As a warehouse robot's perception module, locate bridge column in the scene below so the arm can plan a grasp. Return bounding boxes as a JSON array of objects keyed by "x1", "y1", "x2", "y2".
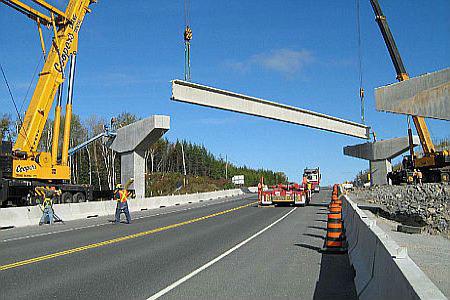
[{"x1": 369, "y1": 159, "x2": 393, "y2": 186}]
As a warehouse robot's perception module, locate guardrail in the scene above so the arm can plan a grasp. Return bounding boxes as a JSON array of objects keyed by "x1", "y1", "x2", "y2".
[
  {"x1": 342, "y1": 192, "x2": 446, "y2": 299},
  {"x1": 0, "y1": 189, "x2": 244, "y2": 229}
]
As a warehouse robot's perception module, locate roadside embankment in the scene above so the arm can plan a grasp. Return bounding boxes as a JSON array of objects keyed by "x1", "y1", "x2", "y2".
[{"x1": 350, "y1": 184, "x2": 449, "y2": 238}]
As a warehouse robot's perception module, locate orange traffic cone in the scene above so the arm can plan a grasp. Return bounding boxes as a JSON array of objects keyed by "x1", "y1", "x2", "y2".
[
  {"x1": 329, "y1": 203, "x2": 342, "y2": 213},
  {"x1": 323, "y1": 185, "x2": 347, "y2": 253}
]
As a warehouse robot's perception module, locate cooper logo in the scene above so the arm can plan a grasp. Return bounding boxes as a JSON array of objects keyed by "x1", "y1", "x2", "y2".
[
  {"x1": 16, "y1": 165, "x2": 37, "y2": 173},
  {"x1": 54, "y1": 33, "x2": 75, "y2": 73}
]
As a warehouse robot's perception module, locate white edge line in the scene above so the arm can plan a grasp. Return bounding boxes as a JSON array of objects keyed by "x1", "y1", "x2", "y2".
[{"x1": 147, "y1": 207, "x2": 297, "y2": 300}]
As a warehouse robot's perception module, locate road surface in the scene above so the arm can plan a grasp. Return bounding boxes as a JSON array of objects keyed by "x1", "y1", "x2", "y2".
[{"x1": 0, "y1": 191, "x2": 356, "y2": 299}]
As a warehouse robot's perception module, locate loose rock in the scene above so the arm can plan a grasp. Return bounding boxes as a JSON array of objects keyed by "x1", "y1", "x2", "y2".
[{"x1": 350, "y1": 183, "x2": 450, "y2": 238}]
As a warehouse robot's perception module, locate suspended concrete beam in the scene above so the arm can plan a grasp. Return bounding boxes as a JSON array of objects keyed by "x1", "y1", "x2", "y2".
[
  {"x1": 171, "y1": 80, "x2": 370, "y2": 139},
  {"x1": 375, "y1": 67, "x2": 450, "y2": 120},
  {"x1": 110, "y1": 115, "x2": 170, "y2": 198},
  {"x1": 344, "y1": 136, "x2": 420, "y2": 186}
]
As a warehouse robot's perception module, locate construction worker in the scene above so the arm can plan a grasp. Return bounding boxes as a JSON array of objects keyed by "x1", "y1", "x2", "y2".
[
  {"x1": 307, "y1": 180, "x2": 312, "y2": 192},
  {"x1": 114, "y1": 184, "x2": 131, "y2": 224},
  {"x1": 37, "y1": 188, "x2": 61, "y2": 225},
  {"x1": 302, "y1": 176, "x2": 307, "y2": 187},
  {"x1": 412, "y1": 169, "x2": 418, "y2": 185},
  {"x1": 306, "y1": 180, "x2": 312, "y2": 204},
  {"x1": 417, "y1": 169, "x2": 423, "y2": 185}
]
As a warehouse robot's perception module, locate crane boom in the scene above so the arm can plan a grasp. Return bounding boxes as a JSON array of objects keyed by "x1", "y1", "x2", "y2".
[
  {"x1": 0, "y1": 0, "x2": 53, "y2": 25},
  {"x1": 0, "y1": 0, "x2": 101, "y2": 206},
  {"x1": 0, "y1": 0, "x2": 94, "y2": 180},
  {"x1": 13, "y1": 0, "x2": 92, "y2": 153},
  {"x1": 369, "y1": 0, "x2": 435, "y2": 155}
]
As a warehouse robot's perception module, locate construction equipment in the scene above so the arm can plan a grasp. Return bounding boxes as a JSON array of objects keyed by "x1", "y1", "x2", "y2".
[
  {"x1": 68, "y1": 121, "x2": 117, "y2": 157},
  {"x1": 303, "y1": 167, "x2": 321, "y2": 193},
  {"x1": 0, "y1": 0, "x2": 96, "y2": 206},
  {"x1": 370, "y1": 0, "x2": 450, "y2": 183},
  {"x1": 258, "y1": 178, "x2": 309, "y2": 207}
]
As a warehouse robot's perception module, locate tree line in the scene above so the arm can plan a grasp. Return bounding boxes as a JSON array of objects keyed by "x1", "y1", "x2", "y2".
[{"x1": 1, "y1": 113, "x2": 287, "y2": 191}]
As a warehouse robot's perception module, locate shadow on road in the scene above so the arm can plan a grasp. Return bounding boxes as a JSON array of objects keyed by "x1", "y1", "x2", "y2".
[
  {"x1": 298, "y1": 202, "x2": 357, "y2": 300},
  {"x1": 303, "y1": 233, "x2": 325, "y2": 240},
  {"x1": 295, "y1": 243, "x2": 322, "y2": 252},
  {"x1": 308, "y1": 225, "x2": 327, "y2": 231},
  {"x1": 312, "y1": 252, "x2": 357, "y2": 300},
  {"x1": 294, "y1": 242, "x2": 357, "y2": 300}
]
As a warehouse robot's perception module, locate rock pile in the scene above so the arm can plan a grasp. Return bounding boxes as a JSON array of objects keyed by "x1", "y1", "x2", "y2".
[{"x1": 350, "y1": 184, "x2": 450, "y2": 237}]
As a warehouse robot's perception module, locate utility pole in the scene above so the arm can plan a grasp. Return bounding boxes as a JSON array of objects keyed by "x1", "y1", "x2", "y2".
[
  {"x1": 225, "y1": 155, "x2": 228, "y2": 179},
  {"x1": 181, "y1": 141, "x2": 187, "y2": 187}
]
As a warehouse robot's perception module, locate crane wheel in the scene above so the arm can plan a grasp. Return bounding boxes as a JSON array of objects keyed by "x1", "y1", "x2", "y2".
[
  {"x1": 61, "y1": 192, "x2": 73, "y2": 203},
  {"x1": 441, "y1": 173, "x2": 449, "y2": 183},
  {"x1": 73, "y1": 192, "x2": 86, "y2": 203}
]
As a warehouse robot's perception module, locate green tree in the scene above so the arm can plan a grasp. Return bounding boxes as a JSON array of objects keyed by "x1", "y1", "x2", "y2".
[{"x1": 0, "y1": 114, "x2": 13, "y2": 141}]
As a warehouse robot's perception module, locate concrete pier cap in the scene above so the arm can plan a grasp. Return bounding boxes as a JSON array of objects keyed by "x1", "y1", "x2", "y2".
[
  {"x1": 344, "y1": 136, "x2": 420, "y2": 186},
  {"x1": 110, "y1": 115, "x2": 170, "y2": 198}
]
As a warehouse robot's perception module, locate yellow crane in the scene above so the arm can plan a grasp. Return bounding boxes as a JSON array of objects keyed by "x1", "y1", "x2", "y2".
[
  {"x1": 370, "y1": 0, "x2": 449, "y2": 183},
  {"x1": 0, "y1": 0, "x2": 96, "y2": 205}
]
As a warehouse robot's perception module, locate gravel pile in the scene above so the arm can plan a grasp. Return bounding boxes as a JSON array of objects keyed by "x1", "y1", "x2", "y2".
[{"x1": 350, "y1": 184, "x2": 450, "y2": 237}]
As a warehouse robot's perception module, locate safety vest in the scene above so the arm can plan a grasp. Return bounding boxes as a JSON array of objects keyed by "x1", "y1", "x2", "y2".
[
  {"x1": 43, "y1": 197, "x2": 52, "y2": 207},
  {"x1": 117, "y1": 190, "x2": 128, "y2": 203}
]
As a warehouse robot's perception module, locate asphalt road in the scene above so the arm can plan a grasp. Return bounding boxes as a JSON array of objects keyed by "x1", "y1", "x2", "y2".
[{"x1": 0, "y1": 191, "x2": 356, "y2": 299}]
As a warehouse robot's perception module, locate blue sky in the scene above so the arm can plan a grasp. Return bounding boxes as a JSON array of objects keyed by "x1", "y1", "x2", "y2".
[{"x1": 0, "y1": 0, "x2": 449, "y2": 185}]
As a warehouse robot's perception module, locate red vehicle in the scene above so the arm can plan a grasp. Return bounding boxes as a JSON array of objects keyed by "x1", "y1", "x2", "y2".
[
  {"x1": 258, "y1": 179, "x2": 310, "y2": 207},
  {"x1": 303, "y1": 168, "x2": 321, "y2": 193}
]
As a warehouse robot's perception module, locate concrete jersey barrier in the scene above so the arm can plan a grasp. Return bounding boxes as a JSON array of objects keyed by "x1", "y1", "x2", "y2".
[
  {"x1": 342, "y1": 192, "x2": 446, "y2": 300},
  {"x1": 0, "y1": 189, "x2": 245, "y2": 229}
]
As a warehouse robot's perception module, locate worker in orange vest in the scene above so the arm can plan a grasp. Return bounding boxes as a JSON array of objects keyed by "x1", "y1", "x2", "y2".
[{"x1": 114, "y1": 184, "x2": 132, "y2": 224}]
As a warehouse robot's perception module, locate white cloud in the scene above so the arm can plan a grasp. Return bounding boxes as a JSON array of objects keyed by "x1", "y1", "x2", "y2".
[
  {"x1": 251, "y1": 49, "x2": 313, "y2": 75},
  {"x1": 225, "y1": 48, "x2": 314, "y2": 77}
]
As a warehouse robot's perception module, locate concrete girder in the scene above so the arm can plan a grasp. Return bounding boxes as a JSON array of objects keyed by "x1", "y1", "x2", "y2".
[
  {"x1": 109, "y1": 115, "x2": 170, "y2": 198},
  {"x1": 375, "y1": 67, "x2": 450, "y2": 120},
  {"x1": 171, "y1": 80, "x2": 370, "y2": 139}
]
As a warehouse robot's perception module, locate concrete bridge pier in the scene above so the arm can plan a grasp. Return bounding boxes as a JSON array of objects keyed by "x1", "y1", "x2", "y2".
[
  {"x1": 344, "y1": 136, "x2": 420, "y2": 186},
  {"x1": 369, "y1": 159, "x2": 393, "y2": 186},
  {"x1": 110, "y1": 115, "x2": 170, "y2": 198}
]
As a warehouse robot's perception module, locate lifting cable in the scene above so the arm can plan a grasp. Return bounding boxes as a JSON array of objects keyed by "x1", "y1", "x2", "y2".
[
  {"x1": 355, "y1": 0, "x2": 365, "y2": 124},
  {"x1": 0, "y1": 61, "x2": 23, "y2": 126},
  {"x1": 0, "y1": 60, "x2": 34, "y2": 149},
  {"x1": 184, "y1": 0, "x2": 192, "y2": 81},
  {"x1": 19, "y1": 53, "x2": 44, "y2": 114},
  {"x1": 0, "y1": 27, "x2": 49, "y2": 148}
]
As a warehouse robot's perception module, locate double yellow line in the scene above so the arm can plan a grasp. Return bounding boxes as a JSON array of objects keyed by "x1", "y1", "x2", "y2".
[{"x1": 0, "y1": 201, "x2": 257, "y2": 271}]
